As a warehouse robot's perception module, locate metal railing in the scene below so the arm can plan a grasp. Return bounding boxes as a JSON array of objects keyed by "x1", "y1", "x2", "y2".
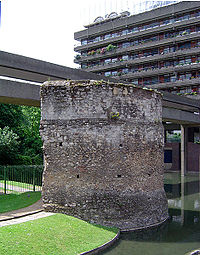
[{"x1": 0, "y1": 165, "x2": 43, "y2": 194}]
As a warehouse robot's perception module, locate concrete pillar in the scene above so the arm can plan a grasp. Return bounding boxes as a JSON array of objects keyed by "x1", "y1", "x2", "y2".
[
  {"x1": 181, "y1": 125, "x2": 188, "y2": 176},
  {"x1": 164, "y1": 129, "x2": 167, "y2": 143},
  {"x1": 181, "y1": 174, "x2": 185, "y2": 226}
]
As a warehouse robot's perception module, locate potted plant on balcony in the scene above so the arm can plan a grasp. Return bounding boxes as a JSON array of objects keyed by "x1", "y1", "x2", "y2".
[
  {"x1": 91, "y1": 50, "x2": 96, "y2": 55},
  {"x1": 88, "y1": 50, "x2": 96, "y2": 56},
  {"x1": 100, "y1": 48, "x2": 106, "y2": 54},
  {"x1": 75, "y1": 54, "x2": 81, "y2": 60},
  {"x1": 106, "y1": 44, "x2": 117, "y2": 52}
]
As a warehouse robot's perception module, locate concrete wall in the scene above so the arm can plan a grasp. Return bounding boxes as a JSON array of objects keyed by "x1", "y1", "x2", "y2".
[
  {"x1": 165, "y1": 143, "x2": 180, "y2": 171},
  {"x1": 40, "y1": 80, "x2": 168, "y2": 231},
  {"x1": 165, "y1": 142, "x2": 200, "y2": 172},
  {"x1": 188, "y1": 142, "x2": 200, "y2": 172}
]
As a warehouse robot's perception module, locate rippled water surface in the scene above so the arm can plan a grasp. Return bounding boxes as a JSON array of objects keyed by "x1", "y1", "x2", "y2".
[{"x1": 100, "y1": 173, "x2": 200, "y2": 255}]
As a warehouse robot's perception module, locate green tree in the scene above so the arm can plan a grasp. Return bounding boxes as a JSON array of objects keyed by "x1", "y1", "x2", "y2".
[
  {"x1": 0, "y1": 104, "x2": 24, "y2": 134},
  {"x1": 0, "y1": 126, "x2": 19, "y2": 164},
  {"x1": 0, "y1": 103, "x2": 43, "y2": 165},
  {"x1": 20, "y1": 106, "x2": 43, "y2": 165}
]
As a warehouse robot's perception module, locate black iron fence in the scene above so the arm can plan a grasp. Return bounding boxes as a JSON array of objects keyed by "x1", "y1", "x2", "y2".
[{"x1": 0, "y1": 165, "x2": 43, "y2": 194}]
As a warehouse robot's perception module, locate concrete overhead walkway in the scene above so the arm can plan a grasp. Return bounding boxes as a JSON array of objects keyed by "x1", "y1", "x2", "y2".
[{"x1": 0, "y1": 199, "x2": 54, "y2": 227}]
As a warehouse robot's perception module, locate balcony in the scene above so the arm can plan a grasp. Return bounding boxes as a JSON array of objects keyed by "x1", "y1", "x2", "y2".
[
  {"x1": 84, "y1": 47, "x2": 200, "y2": 73},
  {"x1": 74, "y1": 16, "x2": 200, "y2": 52},
  {"x1": 120, "y1": 62, "x2": 200, "y2": 79},
  {"x1": 75, "y1": 32, "x2": 200, "y2": 65},
  {"x1": 147, "y1": 77, "x2": 200, "y2": 90}
]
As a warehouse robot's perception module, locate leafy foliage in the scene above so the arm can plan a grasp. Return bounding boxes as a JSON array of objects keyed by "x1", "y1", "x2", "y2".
[
  {"x1": 0, "y1": 127, "x2": 19, "y2": 164},
  {"x1": 0, "y1": 103, "x2": 43, "y2": 165}
]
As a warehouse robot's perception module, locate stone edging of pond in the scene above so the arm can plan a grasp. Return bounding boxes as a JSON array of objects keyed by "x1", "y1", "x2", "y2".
[
  {"x1": 79, "y1": 217, "x2": 170, "y2": 254},
  {"x1": 185, "y1": 249, "x2": 200, "y2": 255},
  {"x1": 120, "y1": 216, "x2": 170, "y2": 233},
  {"x1": 79, "y1": 230, "x2": 120, "y2": 255}
]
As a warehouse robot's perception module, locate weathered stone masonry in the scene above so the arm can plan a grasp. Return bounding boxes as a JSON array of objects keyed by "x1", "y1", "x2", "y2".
[{"x1": 40, "y1": 80, "x2": 168, "y2": 231}]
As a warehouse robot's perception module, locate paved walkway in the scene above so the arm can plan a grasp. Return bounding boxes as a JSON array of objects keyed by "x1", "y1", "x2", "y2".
[
  {"x1": 0, "y1": 199, "x2": 54, "y2": 227},
  {"x1": 0, "y1": 183, "x2": 32, "y2": 193}
]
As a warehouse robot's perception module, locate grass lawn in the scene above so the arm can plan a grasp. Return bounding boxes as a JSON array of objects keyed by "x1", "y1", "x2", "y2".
[
  {"x1": 0, "y1": 191, "x2": 41, "y2": 213},
  {"x1": 0, "y1": 213, "x2": 118, "y2": 255}
]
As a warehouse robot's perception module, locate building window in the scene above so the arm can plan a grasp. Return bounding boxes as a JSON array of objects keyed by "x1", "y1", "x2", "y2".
[
  {"x1": 178, "y1": 73, "x2": 185, "y2": 81},
  {"x1": 112, "y1": 71, "x2": 118, "y2": 76},
  {"x1": 112, "y1": 32, "x2": 118, "y2": 38},
  {"x1": 196, "y1": 11, "x2": 200, "y2": 17},
  {"x1": 122, "y1": 55, "x2": 129, "y2": 61},
  {"x1": 169, "y1": 45, "x2": 176, "y2": 52},
  {"x1": 152, "y1": 22, "x2": 159, "y2": 28},
  {"x1": 170, "y1": 76, "x2": 176, "y2": 82},
  {"x1": 81, "y1": 39, "x2": 87, "y2": 45},
  {"x1": 122, "y1": 68, "x2": 129, "y2": 74},
  {"x1": 132, "y1": 27, "x2": 139, "y2": 33},
  {"x1": 164, "y1": 75, "x2": 170, "y2": 82},
  {"x1": 105, "y1": 71, "x2": 111, "y2": 77},
  {"x1": 183, "y1": 14, "x2": 190, "y2": 20},
  {"x1": 143, "y1": 78, "x2": 151, "y2": 85},
  {"x1": 175, "y1": 15, "x2": 183, "y2": 23},
  {"x1": 81, "y1": 63, "x2": 88, "y2": 69},
  {"x1": 151, "y1": 77, "x2": 158, "y2": 84},
  {"x1": 186, "y1": 73, "x2": 192, "y2": 80},
  {"x1": 152, "y1": 48, "x2": 158, "y2": 55},
  {"x1": 93, "y1": 36, "x2": 100, "y2": 42},
  {"x1": 179, "y1": 59, "x2": 185, "y2": 65},
  {"x1": 122, "y1": 42, "x2": 130, "y2": 48},
  {"x1": 165, "y1": 61, "x2": 172, "y2": 67},
  {"x1": 105, "y1": 34, "x2": 111, "y2": 40},
  {"x1": 163, "y1": 47, "x2": 170, "y2": 54},
  {"x1": 132, "y1": 79, "x2": 138, "y2": 85},
  {"x1": 104, "y1": 58, "x2": 111, "y2": 64},
  {"x1": 163, "y1": 19, "x2": 170, "y2": 25},
  {"x1": 112, "y1": 58, "x2": 118, "y2": 63},
  {"x1": 185, "y1": 57, "x2": 192, "y2": 65},
  {"x1": 122, "y1": 29, "x2": 128, "y2": 35}
]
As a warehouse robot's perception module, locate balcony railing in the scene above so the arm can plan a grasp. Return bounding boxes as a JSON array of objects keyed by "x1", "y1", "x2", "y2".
[
  {"x1": 84, "y1": 47, "x2": 200, "y2": 73},
  {"x1": 74, "y1": 15, "x2": 200, "y2": 52},
  {"x1": 119, "y1": 62, "x2": 200, "y2": 79},
  {"x1": 75, "y1": 32, "x2": 200, "y2": 66},
  {"x1": 147, "y1": 77, "x2": 200, "y2": 89}
]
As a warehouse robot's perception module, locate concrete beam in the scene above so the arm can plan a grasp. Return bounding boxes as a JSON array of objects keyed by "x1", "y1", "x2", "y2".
[
  {"x1": 163, "y1": 123, "x2": 180, "y2": 131},
  {"x1": 0, "y1": 78, "x2": 40, "y2": 107},
  {"x1": 162, "y1": 91, "x2": 200, "y2": 110},
  {"x1": 1, "y1": 78, "x2": 200, "y2": 127},
  {"x1": 0, "y1": 50, "x2": 116, "y2": 83},
  {"x1": 162, "y1": 107, "x2": 200, "y2": 125}
]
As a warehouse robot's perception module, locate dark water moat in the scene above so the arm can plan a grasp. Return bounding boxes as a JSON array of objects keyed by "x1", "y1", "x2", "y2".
[{"x1": 100, "y1": 173, "x2": 200, "y2": 255}]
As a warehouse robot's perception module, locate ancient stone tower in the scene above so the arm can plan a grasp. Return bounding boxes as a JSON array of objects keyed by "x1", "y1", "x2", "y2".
[{"x1": 40, "y1": 80, "x2": 168, "y2": 231}]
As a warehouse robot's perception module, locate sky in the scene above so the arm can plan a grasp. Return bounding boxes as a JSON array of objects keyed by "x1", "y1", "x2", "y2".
[
  {"x1": 0, "y1": 0, "x2": 185, "y2": 68},
  {"x1": 0, "y1": 0, "x2": 135, "y2": 68}
]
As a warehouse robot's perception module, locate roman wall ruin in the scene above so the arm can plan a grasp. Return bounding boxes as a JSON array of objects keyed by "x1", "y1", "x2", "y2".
[{"x1": 40, "y1": 80, "x2": 168, "y2": 231}]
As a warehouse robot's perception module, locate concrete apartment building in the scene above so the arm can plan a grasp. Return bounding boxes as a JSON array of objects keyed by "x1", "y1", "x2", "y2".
[{"x1": 74, "y1": 1, "x2": 200, "y2": 99}]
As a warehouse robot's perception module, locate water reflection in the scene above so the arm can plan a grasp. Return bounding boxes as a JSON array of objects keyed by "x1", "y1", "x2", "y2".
[{"x1": 100, "y1": 173, "x2": 200, "y2": 255}]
